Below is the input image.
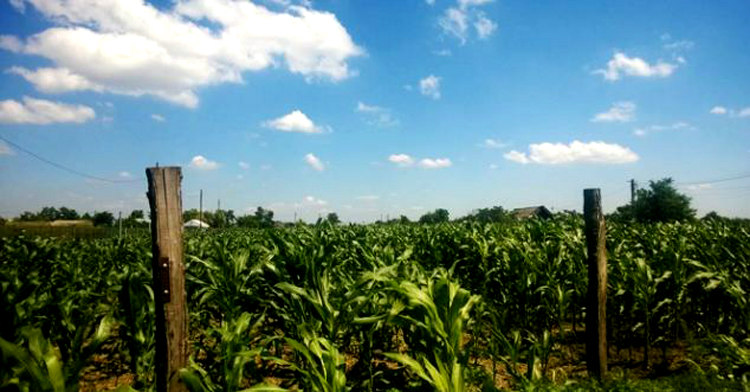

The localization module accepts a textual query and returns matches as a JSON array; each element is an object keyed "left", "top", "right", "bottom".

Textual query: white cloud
[
  {"left": 118, "top": 171, "right": 132, "bottom": 178},
  {"left": 594, "top": 52, "right": 677, "bottom": 81},
  {"left": 439, "top": 8, "right": 469, "bottom": 43},
  {"left": 481, "top": 138, "right": 507, "bottom": 149},
  {"left": 504, "top": 140, "right": 639, "bottom": 165},
  {"left": 458, "top": 0, "right": 493, "bottom": 9},
  {"left": 425, "top": 0, "right": 435, "bottom": 4},
  {"left": 438, "top": 0, "right": 496, "bottom": 43},
  {"left": 388, "top": 154, "right": 415, "bottom": 167},
  {"left": 151, "top": 114, "right": 165, "bottom": 122},
  {"left": 300, "top": 195, "right": 327, "bottom": 207},
  {"left": 418, "top": 158, "right": 452, "bottom": 169},
  {"left": 356, "top": 101, "right": 398, "bottom": 127},
  {"left": 474, "top": 13, "right": 497, "bottom": 39},
  {"left": 433, "top": 49, "right": 452, "bottom": 56},
  {"left": 419, "top": 75, "right": 441, "bottom": 99},
  {"left": 189, "top": 155, "right": 219, "bottom": 170},
  {"left": 304, "top": 153, "right": 325, "bottom": 171},
  {"left": 389, "top": 154, "right": 452, "bottom": 169},
  {"left": 9, "top": 0, "right": 26, "bottom": 12},
  {"left": 0, "top": 141, "right": 14, "bottom": 155},
  {"left": 2, "top": 0, "right": 362, "bottom": 108},
  {"left": 710, "top": 106, "right": 727, "bottom": 115},
  {"left": 264, "top": 110, "right": 325, "bottom": 133},
  {"left": 7, "top": 67, "right": 102, "bottom": 93},
  {"left": 633, "top": 122, "right": 693, "bottom": 137},
  {"left": 238, "top": 161, "right": 250, "bottom": 170},
  {"left": 709, "top": 106, "right": 750, "bottom": 118},
  {"left": 0, "top": 36, "right": 23, "bottom": 52},
  {"left": 0, "top": 96, "right": 95, "bottom": 124},
  {"left": 591, "top": 101, "right": 636, "bottom": 123},
  {"left": 488, "top": 163, "right": 498, "bottom": 170}
]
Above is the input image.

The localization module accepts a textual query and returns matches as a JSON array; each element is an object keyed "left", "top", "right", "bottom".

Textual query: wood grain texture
[
  {"left": 584, "top": 188, "right": 607, "bottom": 379},
  {"left": 147, "top": 167, "right": 188, "bottom": 392}
]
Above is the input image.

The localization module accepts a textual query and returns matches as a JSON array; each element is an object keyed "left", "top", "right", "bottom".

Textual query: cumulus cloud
[
  {"left": 189, "top": 155, "right": 219, "bottom": 170},
  {"left": 708, "top": 106, "right": 750, "bottom": 118},
  {"left": 0, "top": 141, "right": 14, "bottom": 155},
  {"left": 418, "top": 158, "right": 452, "bottom": 169},
  {"left": 504, "top": 141, "right": 639, "bottom": 165},
  {"left": 2, "top": 0, "right": 362, "bottom": 107},
  {"left": 388, "top": 154, "right": 415, "bottom": 167},
  {"left": 388, "top": 154, "right": 452, "bottom": 169},
  {"left": 238, "top": 161, "right": 250, "bottom": 170},
  {"left": 356, "top": 101, "right": 398, "bottom": 127},
  {"left": 304, "top": 153, "right": 325, "bottom": 171},
  {"left": 594, "top": 52, "right": 677, "bottom": 81},
  {"left": 591, "top": 101, "right": 636, "bottom": 123},
  {"left": 118, "top": 171, "right": 132, "bottom": 178},
  {"left": 0, "top": 96, "right": 95, "bottom": 124},
  {"left": 151, "top": 114, "right": 165, "bottom": 122},
  {"left": 419, "top": 75, "right": 441, "bottom": 99},
  {"left": 264, "top": 110, "right": 325, "bottom": 133},
  {"left": 710, "top": 106, "right": 727, "bottom": 115}
]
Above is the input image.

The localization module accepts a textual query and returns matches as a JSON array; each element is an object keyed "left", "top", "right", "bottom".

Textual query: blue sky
[{"left": 0, "top": 0, "right": 749, "bottom": 222}]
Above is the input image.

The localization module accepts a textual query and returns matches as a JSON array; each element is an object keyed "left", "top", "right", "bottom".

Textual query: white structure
[{"left": 184, "top": 219, "right": 210, "bottom": 228}]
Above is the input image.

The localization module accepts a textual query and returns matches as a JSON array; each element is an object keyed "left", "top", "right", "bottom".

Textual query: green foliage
[
  {"left": 615, "top": 178, "right": 696, "bottom": 223},
  {"left": 1, "top": 217, "right": 749, "bottom": 391},
  {"left": 419, "top": 208, "right": 450, "bottom": 224},
  {"left": 93, "top": 211, "right": 115, "bottom": 226}
]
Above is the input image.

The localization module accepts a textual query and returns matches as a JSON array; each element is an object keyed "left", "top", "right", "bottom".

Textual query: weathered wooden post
[
  {"left": 584, "top": 188, "right": 607, "bottom": 378},
  {"left": 147, "top": 167, "right": 188, "bottom": 392}
]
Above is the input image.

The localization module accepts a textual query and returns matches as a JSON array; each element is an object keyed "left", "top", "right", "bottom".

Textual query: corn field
[{"left": 1, "top": 216, "right": 749, "bottom": 391}]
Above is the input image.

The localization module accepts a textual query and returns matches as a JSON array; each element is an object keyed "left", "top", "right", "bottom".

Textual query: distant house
[
  {"left": 184, "top": 219, "right": 210, "bottom": 228},
  {"left": 511, "top": 206, "right": 553, "bottom": 220}
]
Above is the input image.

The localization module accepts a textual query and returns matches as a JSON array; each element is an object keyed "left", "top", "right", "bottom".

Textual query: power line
[
  {"left": 0, "top": 134, "right": 140, "bottom": 184},
  {"left": 677, "top": 172, "right": 750, "bottom": 186}
]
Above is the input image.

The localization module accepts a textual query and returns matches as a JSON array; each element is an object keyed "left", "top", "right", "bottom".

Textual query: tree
[
  {"left": 58, "top": 207, "right": 79, "bottom": 220},
  {"left": 38, "top": 207, "right": 60, "bottom": 221},
  {"left": 92, "top": 211, "right": 115, "bottom": 227},
  {"left": 254, "top": 207, "right": 274, "bottom": 228},
  {"left": 419, "top": 208, "right": 450, "bottom": 224},
  {"left": 129, "top": 210, "right": 144, "bottom": 220},
  {"left": 325, "top": 212, "right": 340, "bottom": 225},
  {"left": 614, "top": 178, "right": 695, "bottom": 223},
  {"left": 462, "top": 206, "right": 510, "bottom": 224}
]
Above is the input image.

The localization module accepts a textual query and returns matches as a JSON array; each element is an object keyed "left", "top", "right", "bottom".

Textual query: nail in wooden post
[
  {"left": 147, "top": 167, "right": 188, "bottom": 392},
  {"left": 584, "top": 188, "right": 607, "bottom": 378}
]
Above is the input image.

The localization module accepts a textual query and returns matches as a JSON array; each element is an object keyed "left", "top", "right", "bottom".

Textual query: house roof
[{"left": 511, "top": 206, "right": 552, "bottom": 219}]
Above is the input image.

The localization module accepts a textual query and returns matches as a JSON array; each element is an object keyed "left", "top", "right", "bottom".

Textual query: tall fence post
[
  {"left": 147, "top": 167, "right": 188, "bottom": 392},
  {"left": 584, "top": 188, "right": 607, "bottom": 378}
]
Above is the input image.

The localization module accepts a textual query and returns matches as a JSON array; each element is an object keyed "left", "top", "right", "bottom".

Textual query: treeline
[
  {"left": 1, "top": 207, "right": 147, "bottom": 227},
  {"left": 1, "top": 178, "right": 744, "bottom": 228}
]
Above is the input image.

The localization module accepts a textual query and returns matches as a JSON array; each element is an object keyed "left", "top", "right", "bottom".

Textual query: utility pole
[
  {"left": 199, "top": 189, "right": 203, "bottom": 229},
  {"left": 630, "top": 179, "right": 637, "bottom": 204},
  {"left": 118, "top": 211, "right": 123, "bottom": 238},
  {"left": 217, "top": 199, "right": 221, "bottom": 211}
]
